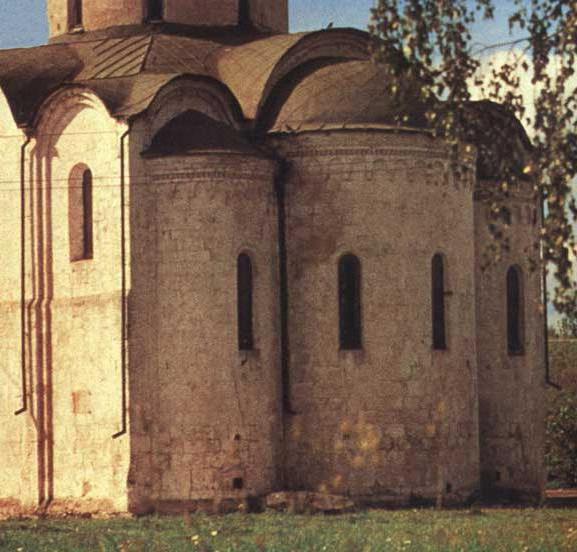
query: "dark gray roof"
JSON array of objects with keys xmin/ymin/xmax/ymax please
[
  {"xmin": 264, "ymin": 60, "xmax": 429, "ymax": 132},
  {"xmin": 0, "ymin": 27, "xmax": 371, "ymax": 128},
  {"xmin": 212, "ymin": 29, "xmax": 370, "ymax": 120},
  {"xmin": 0, "ymin": 31, "xmax": 236, "ymax": 126},
  {"xmin": 0, "ymin": 43, "xmax": 81, "ymax": 125},
  {"xmin": 77, "ymin": 73, "xmax": 178, "ymax": 119},
  {"xmin": 0, "ymin": 25, "xmax": 532, "ymax": 167}
]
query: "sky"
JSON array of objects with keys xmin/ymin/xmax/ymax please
[{"xmin": 0, "ymin": 0, "xmax": 525, "ymax": 49}]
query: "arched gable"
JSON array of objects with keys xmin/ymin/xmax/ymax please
[
  {"xmin": 213, "ymin": 28, "xmax": 370, "ymax": 121},
  {"xmin": 258, "ymin": 29, "xmax": 370, "ymax": 117},
  {"xmin": 33, "ymin": 85, "xmax": 120, "ymax": 155},
  {"xmin": 143, "ymin": 75, "xmax": 245, "ymax": 142}
]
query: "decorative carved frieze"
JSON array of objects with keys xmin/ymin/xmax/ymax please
[
  {"xmin": 151, "ymin": 168, "xmax": 273, "ymax": 183},
  {"xmin": 281, "ymin": 146, "xmax": 450, "ymax": 160}
]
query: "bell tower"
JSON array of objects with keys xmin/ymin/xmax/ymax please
[{"xmin": 48, "ymin": 0, "xmax": 288, "ymax": 40}]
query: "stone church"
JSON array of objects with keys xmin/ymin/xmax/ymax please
[{"xmin": 0, "ymin": 0, "xmax": 546, "ymax": 515}]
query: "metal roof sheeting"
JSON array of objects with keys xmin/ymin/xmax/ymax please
[
  {"xmin": 264, "ymin": 60, "xmax": 429, "ymax": 132},
  {"xmin": 0, "ymin": 27, "xmax": 373, "ymax": 128},
  {"xmin": 0, "ymin": 26, "xmax": 532, "ymax": 168}
]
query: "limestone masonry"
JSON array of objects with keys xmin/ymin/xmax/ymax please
[{"xmin": 0, "ymin": 0, "xmax": 546, "ymax": 515}]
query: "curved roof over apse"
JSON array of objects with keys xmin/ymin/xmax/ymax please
[
  {"xmin": 141, "ymin": 110, "xmax": 264, "ymax": 158},
  {"xmin": 262, "ymin": 60, "xmax": 429, "ymax": 133},
  {"xmin": 80, "ymin": 73, "xmax": 245, "ymax": 123},
  {"xmin": 0, "ymin": 31, "xmax": 248, "ymax": 127},
  {"xmin": 77, "ymin": 73, "xmax": 180, "ymax": 119},
  {"xmin": 211, "ymin": 28, "xmax": 371, "ymax": 120},
  {"xmin": 460, "ymin": 100, "xmax": 533, "ymax": 181},
  {"xmin": 0, "ymin": 27, "xmax": 372, "ymax": 128}
]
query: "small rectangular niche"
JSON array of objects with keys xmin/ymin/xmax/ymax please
[{"xmin": 72, "ymin": 390, "xmax": 92, "ymax": 415}]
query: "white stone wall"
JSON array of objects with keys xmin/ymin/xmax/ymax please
[
  {"xmin": 271, "ymin": 130, "xmax": 480, "ymax": 504},
  {"xmin": 0, "ymin": 73, "xmax": 546, "ymax": 515},
  {"xmin": 0, "ymin": 91, "xmax": 39, "ymax": 515},
  {"xmin": 0, "ymin": 88, "xmax": 131, "ymax": 515},
  {"xmin": 127, "ymin": 151, "xmax": 282, "ymax": 513},
  {"xmin": 474, "ymin": 183, "xmax": 546, "ymax": 500}
]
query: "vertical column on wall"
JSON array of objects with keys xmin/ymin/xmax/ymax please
[
  {"xmin": 15, "ymin": 137, "xmax": 31, "ymax": 415},
  {"xmin": 32, "ymin": 147, "xmax": 56, "ymax": 510},
  {"xmin": 540, "ymin": 196, "xmax": 557, "ymax": 387},
  {"xmin": 113, "ymin": 126, "xmax": 130, "ymax": 439},
  {"xmin": 274, "ymin": 160, "xmax": 292, "ymax": 417}
]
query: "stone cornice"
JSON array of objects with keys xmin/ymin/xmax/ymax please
[
  {"xmin": 149, "ymin": 167, "xmax": 275, "ymax": 183},
  {"xmin": 279, "ymin": 146, "xmax": 451, "ymax": 161}
]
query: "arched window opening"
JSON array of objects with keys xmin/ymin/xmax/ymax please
[
  {"xmin": 69, "ymin": 0, "xmax": 83, "ymax": 29},
  {"xmin": 239, "ymin": 0, "xmax": 251, "ymax": 27},
  {"xmin": 237, "ymin": 253, "xmax": 254, "ymax": 350},
  {"xmin": 69, "ymin": 168, "xmax": 93, "ymax": 261},
  {"xmin": 339, "ymin": 254, "xmax": 362, "ymax": 350},
  {"xmin": 507, "ymin": 265, "xmax": 524, "ymax": 354},
  {"xmin": 432, "ymin": 253, "xmax": 447, "ymax": 350},
  {"xmin": 147, "ymin": 0, "xmax": 164, "ymax": 21}
]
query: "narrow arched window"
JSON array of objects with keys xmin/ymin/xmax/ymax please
[
  {"xmin": 432, "ymin": 254, "xmax": 447, "ymax": 350},
  {"xmin": 507, "ymin": 265, "xmax": 524, "ymax": 354},
  {"xmin": 69, "ymin": 167, "xmax": 93, "ymax": 261},
  {"xmin": 69, "ymin": 0, "xmax": 83, "ymax": 29},
  {"xmin": 237, "ymin": 253, "xmax": 254, "ymax": 350},
  {"xmin": 147, "ymin": 0, "xmax": 164, "ymax": 21},
  {"xmin": 239, "ymin": 0, "xmax": 251, "ymax": 27},
  {"xmin": 339, "ymin": 254, "xmax": 362, "ymax": 350}
]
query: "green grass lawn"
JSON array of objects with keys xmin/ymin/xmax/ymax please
[{"xmin": 2, "ymin": 509, "xmax": 577, "ymax": 552}]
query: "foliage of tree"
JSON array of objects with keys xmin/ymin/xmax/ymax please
[
  {"xmin": 369, "ymin": 0, "xmax": 577, "ymax": 314},
  {"xmin": 546, "ymin": 390, "xmax": 577, "ymax": 487},
  {"xmin": 553, "ymin": 314, "xmax": 577, "ymax": 338},
  {"xmin": 545, "ymin": 334, "xmax": 577, "ymax": 485}
]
